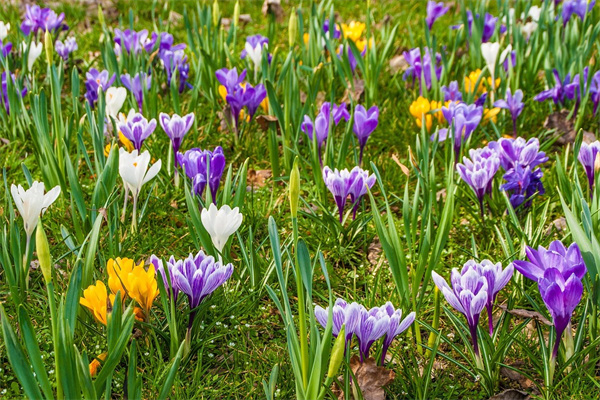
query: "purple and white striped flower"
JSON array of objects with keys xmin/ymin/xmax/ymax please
[
  {"xmin": 118, "ymin": 112, "xmax": 157, "ymax": 150},
  {"xmin": 456, "ymin": 146, "xmax": 500, "ymax": 217},
  {"xmin": 577, "ymin": 141, "xmax": 600, "ymax": 194},
  {"xmin": 121, "ymin": 72, "xmax": 151, "ymax": 112},
  {"xmin": 353, "ymin": 105, "xmax": 379, "ymax": 164}
]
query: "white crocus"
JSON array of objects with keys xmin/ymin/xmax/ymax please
[
  {"xmin": 481, "ymin": 42, "xmax": 501, "ymax": 81},
  {"xmin": 201, "ymin": 203, "xmax": 243, "ymax": 261},
  {"xmin": 528, "ymin": 6, "xmax": 542, "ymax": 22},
  {"xmin": 105, "ymin": 87, "xmax": 127, "ymax": 120},
  {"xmin": 11, "ymin": 181, "xmax": 61, "ymax": 267},
  {"xmin": 118, "ymin": 148, "xmax": 161, "ymax": 231},
  {"xmin": 21, "ymin": 41, "xmax": 43, "ymax": 71},
  {"xmin": 0, "ymin": 21, "xmax": 10, "ymax": 41},
  {"xmin": 245, "ymin": 42, "xmax": 265, "ymax": 72}
]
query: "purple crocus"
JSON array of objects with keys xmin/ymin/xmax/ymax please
[
  {"xmin": 442, "ymin": 81, "xmax": 463, "ymax": 102},
  {"xmin": 432, "ymin": 264, "xmax": 489, "ymax": 358},
  {"xmin": 1, "ymin": 72, "xmax": 27, "ymax": 115},
  {"xmin": 177, "ymin": 146, "xmax": 226, "ymax": 201},
  {"xmin": 0, "ymin": 40, "xmax": 12, "ymax": 59},
  {"xmin": 513, "ymin": 241, "xmax": 586, "ymax": 359},
  {"xmin": 380, "ymin": 303, "xmax": 415, "ymax": 365},
  {"xmin": 338, "ymin": 44, "xmax": 365, "ymax": 73},
  {"xmin": 435, "ymin": 102, "xmax": 483, "ymax": 157},
  {"xmin": 301, "ymin": 102, "xmax": 349, "ymax": 164},
  {"xmin": 465, "ymin": 11, "xmax": 497, "ymax": 42},
  {"xmin": 154, "ymin": 251, "xmax": 233, "ymax": 333},
  {"xmin": 150, "ymin": 254, "xmax": 179, "ymax": 302},
  {"xmin": 502, "ymin": 50, "xmax": 517, "ymax": 73},
  {"xmin": 121, "ymin": 72, "xmax": 151, "ymax": 112},
  {"xmin": 589, "ymin": 70, "xmax": 600, "ymax": 116},
  {"xmin": 241, "ymin": 83, "xmax": 267, "ymax": 119},
  {"xmin": 241, "ymin": 34, "xmax": 270, "ymax": 72},
  {"xmin": 463, "ymin": 260, "xmax": 513, "ymax": 335},
  {"xmin": 216, "ymin": 67, "xmax": 247, "ymax": 94},
  {"xmin": 118, "ymin": 112, "xmax": 157, "ymax": 150},
  {"xmin": 323, "ymin": 19, "xmax": 341, "ymax": 40},
  {"xmin": 561, "ymin": 0, "xmax": 595, "ymax": 25},
  {"xmin": 353, "ymin": 104, "xmax": 379, "ymax": 164},
  {"xmin": 323, "ymin": 166, "xmax": 375, "ymax": 222},
  {"xmin": 114, "ymin": 28, "xmax": 148, "ymax": 56},
  {"xmin": 85, "ymin": 68, "xmax": 116, "ymax": 108},
  {"xmin": 160, "ymin": 49, "xmax": 192, "ymax": 93},
  {"xmin": 314, "ymin": 299, "xmax": 363, "ymax": 342},
  {"xmin": 493, "ymin": 89, "xmax": 524, "ymax": 137},
  {"xmin": 534, "ymin": 69, "xmax": 579, "ymax": 106},
  {"xmin": 578, "ymin": 141, "xmax": 600, "ymax": 193},
  {"xmin": 21, "ymin": 5, "xmax": 68, "ymax": 36},
  {"xmin": 55, "ymin": 37, "xmax": 77, "ymax": 61},
  {"xmin": 403, "ymin": 47, "xmax": 443, "ymax": 93},
  {"xmin": 500, "ymin": 165, "xmax": 545, "ymax": 209},
  {"xmin": 489, "ymin": 137, "xmax": 548, "ymax": 171},
  {"xmin": 426, "ymin": 1, "xmax": 450, "ymax": 30},
  {"xmin": 456, "ymin": 146, "xmax": 500, "ymax": 217},
  {"xmin": 355, "ymin": 307, "xmax": 390, "ymax": 361},
  {"xmin": 159, "ymin": 112, "xmax": 195, "ymax": 168}
]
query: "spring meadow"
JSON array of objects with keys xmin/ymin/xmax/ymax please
[{"xmin": 2, "ymin": 0, "xmax": 600, "ymax": 398}]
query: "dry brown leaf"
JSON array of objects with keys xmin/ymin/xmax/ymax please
[
  {"xmin": 262, "ymin": 0, "xmax": 284, "ymax": 22},
  {"xmin": 368, "ymin": 238, "xmax": 382, "ymax": 266},
  {"xmin": 389, "ymin": 54, "xmax": 407, "ymax": 74},
  {"xmin": 391, "ymin": 154, "xmax": 410, "ymax": 176},
  {"xmin": 489, "ymin": 389, "xmax": 531, "ymax": 400},
  {"xmin": 248, "ymin": 169, "xmax": 272, "ymax": 189},
  {"xmin": 342, "ymin": 79, "xmax": 365, "ymax": 103},
  {"xmin": 256, "ymin": 114, "xmax": 279, "ymax": 132},
  {"xmin": 340, "ymin": 356, "xmax": 395, "ymax": 400},
  {"xmin": 500, "ymin": 365, "xmax": 538, "ymax": 393},
  {"xmin": 498, "ymin": 305, "xmax": 552, "ymax": 326}
]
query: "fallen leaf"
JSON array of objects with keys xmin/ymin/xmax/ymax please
[
  {"xmin": 489, "ymin": 389, "xmax": 531, "ymax": 400},
  {"xmin": 256, "ymin": 114, "xmax": 279, "ymax": 132},
  {"xmin": 342, "ymin": 79, "xmax": 365, "ymax": 103},
  {"xmin": 500, "ymin": 365, "xmax": 538, "ymax": 393},
  {"xmin": 339, "ymin": 356, "xmax": 395, "ymax": 400},
  {"xmin": 262, "ymin": 0, "xmax": 284, "ymax": 22},
  {"xmin": 389, "ymin": 54, "xmax": 407, "ymax": 74},
  {"xmin": 498, "ymin": 305, "xmax": 552, "ymax": 326},
  {"xmin": 368, "ymin": 238, "xmax": 382, "ymax": 266},
  {"xmin": 248, "ymin": 169, "xmax": 272, "ymax": 189},
  {"xmin": 391, "ymin": 154, "xmax": 410, "ymax": 176}
]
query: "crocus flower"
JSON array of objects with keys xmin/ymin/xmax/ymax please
[
  {"xmin": 216, "ymin": 67, "xmax": 247, "ymax": 95},
  {"xmin": 171, "ymin": 250, "xmax": 234, "ymax": 331},
  {"xmin": 118, "ymin": 112, "xmax": 157, "ymax": 150},
  {"xmin": 1, "ymin": 72, "xmax": 27, "ymax": 115},
  {"xmin": 0, "ymin": 39, "xmax": 11, "ymax": 58},
  {"xmin": 500, "ymin": 165, "xmax": 545, "ymax": 209},
  {"xmin": 107, "ymin": 257, "xmax": 140, "ymax": 298},
  {"xmin": 442, "ymin": 81, "xmax": 463, "ymax": 102},
  {"xmin": 241, "ymin": 34, "xmax": 269, "ymax": 72},
  {"xmin": 21, "ymin": 41, "xmax": 42, "ymax": 71},
  {"xmin": 409, "ymin": 97, "xmax": 445, "ymax": 132},
  {"xmin": 402, "ymin": 47, "xmax": 443, "ymax": 93},
  {"xmin": 121, "ymin": 72, "xmax": 151, "ymax": 112},
  {"xmin": 114, "ymin": 28, "xmax": 148, "ymax": 56},
  {"xmin": 201, "ymin": 203, "xmax": 243, "ymax": 260},
  {"xmin": 341, "ymin": 21, "xmax": 366, "ymax": 42},
  {"xmin": 118, "ymin": 148, "xmax": 162, "ymax": 231},
  {"xmin": 480, "ymin": 42, "xmax": 506, "ymax": 91},
  {"xmin": 589, "ymin": 70, "xmax": 600, "ymax": 116},
  {"xmin": 85, "ymin": 68, "xmax": 116, "ymax": 107},
  {"xmin": 80, "ymin": 281, "xmax": 114, "ymax": 325},
  {"xmin": 432, "ymin": 265, "xmax": 488, "ymax": 360},
  {"xmin": 301, "ymin": 102, "xmax": 349, "ymax": 163},
  {"xmin": 493, "ymin": 89, "xmax": 524, "ymax": 137},
  {"xmin": 177, "ymin": 146, "xmax": 226, "ymax": 200},
  {"xmin": 105, "ymin": 87, "xmax": 127, "ymax": 120},
  {"xmin": 159, "ymin": 112, "xmax": 195, "ymax": 169},
  {"xmin": 464, "ymin": 12, "xmax": 497, "ymax": 42},
  {"xmin": 11, "ymin": 181, "xmax": 61, "ymax": 242},
  {"xmin": 578, "ymin": 141, "xmax": 600, "ymax": 193},
  {"xmin": 435, "ymin": 102, "xmax": 483, "ymax": 157},
  {"xmin": 561, "ymin": 0, "xmax": 595, "ymax": 25},
  {"xmin": 534, "ymin": 69, "xmax": 578, "ymax": 106},
  {"xmin": 323, "ymin": 166, "xmax": 375, "ymax": 222},
  {"xmin": 353, "ymin": 104, "xmax": 379, "ymax": 164},
  {"xmin": 160, "ymin": 49, "xmax": 191, "ymax": 93},
  {"xmin": 355, "ymin": 306, "xmax": 390, "ymax": 361},
  {"xmin": 241, "ymin": 83, "xmax": 267, "ymax": 119},
  {"xmin": 502, "ymin": 50, "xmax": 517, "ymax": 72},
  {"xmin": 55, "ymin": 37, "xmax": 77, "ymax": 61},
  {"xmin": 426, "ymin": 1, "xmax": 450, "ymax": 30},
  {"xmin": 150, "ymin": 255, "xmax": 179, "ymax": 301},
  {"xmin": 323, "ymin": 19, "xmax": 341, "ymax": 40},
  {"xmin": 514, "ymin": 241, "xmax": 586, "ymax": 361},
  {"xmin": 490, "ymin": 137, "xmax": 548, "ymax": 171},
  {"xmin": 0, "ymin": 22, "xmax": 9, "ymax": 41},
  {"xmin": 126, "ymin": 263, "xmax": 159, "ymax": 318},
  {"xmin": 20, "ymin": 5, "xmax": 67, "ymax": 36},
  {"xmin": 456, "ymin": 146, "xmax": 500, "ymax": 217},
  {"xmin": 463, "ymin": 260, "xmax": 513, "ymax": 335},
  {"xmin": 380, "ymin": 303, "xmax": 416, "ymax": 364},
  {"xmin": 314, "ymin": 299, "xmax": 363, "ymax": 342}
]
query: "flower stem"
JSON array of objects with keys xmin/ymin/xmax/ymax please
[{"xmin": 131, "ymin": 193, "xmax": 138, "ymax": 233}]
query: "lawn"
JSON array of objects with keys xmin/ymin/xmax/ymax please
[{"xmin": 1, "ymin": 0, "xmax": 600, "ymax": 399}]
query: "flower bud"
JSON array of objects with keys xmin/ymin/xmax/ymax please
[
  {"xmin": 289, "ymin": 157, "xmax": 300, "ymax": 218},
  {"xmin": 233, "ymin": 1, "xmax": 240, "ymax": 27},
  {"xmin": 288, "ymin": 10, "xmax": 297, "ymax": 48},
  {"xmin": 212, "ymin": 0, "xmax": 220, "ymax": 28},
  {"xmin": 36, "ymin": 221, "xmax": 52, "ymax": 284},
  {"xmin": 98, "ymin": 5, "xmax": 105, "ymax": 28},
  {"xmin": 44, "ymin": 30, "xmax": 53, "ymax": 65},
  {"xmin": 327, "ymin": 325, "xmax": 345, "ymax": 378}
]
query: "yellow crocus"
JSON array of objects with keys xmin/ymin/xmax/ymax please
[
  {"xmin": 107, "ymin": 257, "xmax": 143, "ymax": 298},
  {"xmin": 341, "ymin": 21, "xmax": 366, "ymax": 43},
  {"xmin": 89, "ymin": 352, "xmax": 107, "ymax": 377},
  {"xmin": 409, "ymin": 96, "xmax": 433, "ymax": 131},
  {"xmin": 483, "ymin": 107, "xmax": 501, "ymax": 125},
  {"xmin": 126, "ymin": 263, "xmax": 159, "ymax": 317},
  {"xmin": 80, "ymin": 281, "xmax": 115, "ymax": 325},
  {"xmin": 465, "ymin": 69, "xmax": 501, "ymax": 94},
  {"xmin": 303, "ymin": 32, "xmax": 310, "ymax": 45}
]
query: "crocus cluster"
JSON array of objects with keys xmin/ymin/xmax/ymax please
[
  {"xmin": 85, "ymin": 68, "xmax": 116, "ymax": 108},
  {"xmin": 21, "ymin": 5, "xmax": 67, "ymax": 36},
  {"xmin": 513, "ymin": 241, "xmax": 586, "ymax": 360},
  {"xmin": 114, "ymin": 28, "xmax": 149, "ymax": 56},
  {"xmin": 216, "ymin": 68, "xmax": 267, "ymax": 131},
  {"xmin": 456, "ymin": 145, "xmax": 500, "ymax": 217},
  {"xmin": 121, "ymin": 72, "xmax": 151, "ymax": 112},
  {"xmin": 315, "ymin": 299, "xmax": 416, "ymax": 364},
  {"xmin": 577, "ymin": 140, "xmax": 600, "ymax": 194},
  {"xmin": 403, "ymin": 47, "xmax": 443, "ymax": 93},
  {"xmin": 490, "ymin": 137, "xmax": 548, "ymax": 209},
  {"xmin": 432, "ymin": 259, "xmax": 512, "ymax": 360},
  {"xmin": 442, "ymin": 81, "xmax": 463, "ymax": 102},
  {"xmin": 151, "ymin": 251, "xmax": 234, "ymax": 332},
  {"xmin": 153, "ymin": 32, "xmax": 191, "ymax": 93},
  {"xmin": 409, "ymin": 97, "xmax": 446, "ymax": 132},
  {"xmin": 301, "ymin": 102, "xmax": 350, "ymax": 163},
  {"xmin": 54, "ymin": 37, "xmax": 77, "ymax": 61},
  {"xmin": 322, "ymin": 166, "xmax": 376, "ymax": 222},
  {"xmin": 177, "ymin": 146, "xmax": 226, "ymax": 202},
  {"xmin": 435, "ymin": 101, "xmax": 483, "ymax": 157}
]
